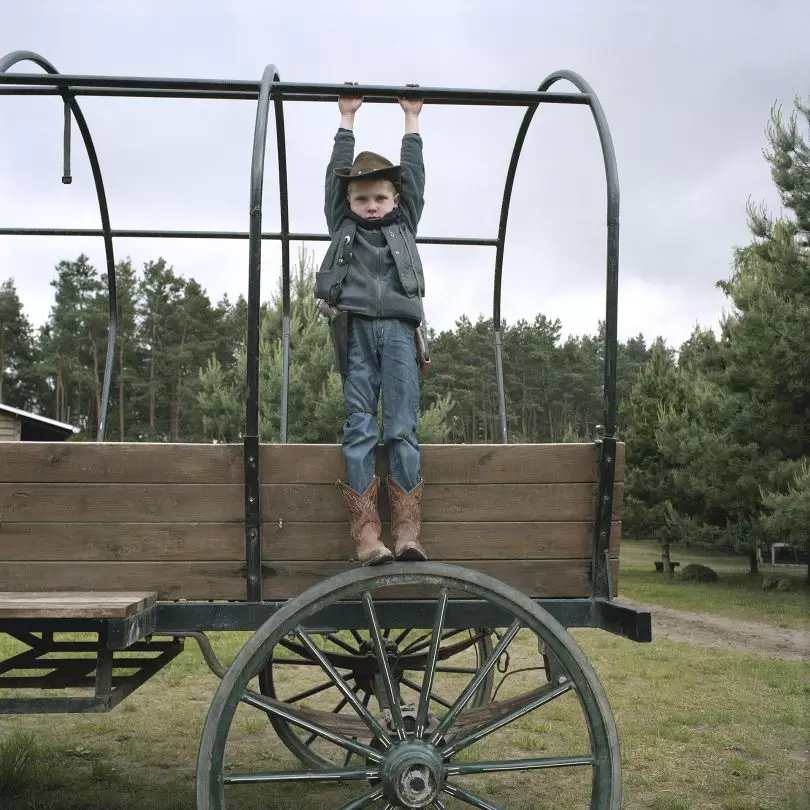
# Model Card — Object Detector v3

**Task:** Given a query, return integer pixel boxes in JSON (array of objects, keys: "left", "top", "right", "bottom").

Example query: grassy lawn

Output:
[{"left": 618, "top": 539, "right": 809, "bottom": 630}]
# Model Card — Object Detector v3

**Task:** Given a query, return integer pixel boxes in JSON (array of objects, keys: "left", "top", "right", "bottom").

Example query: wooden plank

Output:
[
  {"left": 0, "top": 521, "right": 621, "bottom": 562},
  {"left": 0, "top": 561, "right": 619, "bottom": 600},
  {"left": 1, "top": 442, "right": 625, "bottom": 485},
  {"left": 0, "top": 591, "right": 156, "bottom": 619},
  {"left": 0, "top": 483, "right": 622, "bottom": 523},
  {"left": 0, "top": 442, "right": 243, "bottom": 484},
  {"left": 0, "top": 483, "right": 244, "bottom": 523},
  {"left": 261, "top": 483, "right": 623, "bottom": 523},
  {"left": 0, "top": 415, "right": 21, "bottom": 442},
  {"left": 259, "top": 443, "right": 626, "bottom": 484}
]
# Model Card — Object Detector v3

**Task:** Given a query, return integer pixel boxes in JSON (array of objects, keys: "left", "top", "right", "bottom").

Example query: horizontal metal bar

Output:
[
  {"left": 0, "top": 227, "right": 498, "bottom": 247},
  {"left": 0, "top": 86, "right": 258, "bottom": 100},
  {"left": 0, "top": 73, "right": 591, "bottom": 107},
  {"left": 154, "top": 598, "right": 599, "bottom": 633},
  {"left": 1, "top": 599, "right": 651, "bottom": 642}
]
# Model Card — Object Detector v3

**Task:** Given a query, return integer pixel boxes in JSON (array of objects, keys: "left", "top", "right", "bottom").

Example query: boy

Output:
[{"left": 315, "top": 81, "right": 429, "bottom": 566}]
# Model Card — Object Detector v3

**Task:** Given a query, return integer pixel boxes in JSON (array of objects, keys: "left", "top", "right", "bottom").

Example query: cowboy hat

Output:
[{"left": 333, "top": 151, "right": 401, "bottom": 186}]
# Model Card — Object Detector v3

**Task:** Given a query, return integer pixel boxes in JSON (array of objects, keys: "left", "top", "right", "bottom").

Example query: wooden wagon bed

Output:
[{"left": 0, "top": 441, "right": 623, "bottom": 601}]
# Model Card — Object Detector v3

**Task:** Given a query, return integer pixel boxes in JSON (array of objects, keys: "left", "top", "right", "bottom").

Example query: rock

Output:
[
  {"left": 681, "top": 563, "right": 718, "bottom": 583},
  {"left": 777, "top": 578, "right": 792, "bottom": 592}
]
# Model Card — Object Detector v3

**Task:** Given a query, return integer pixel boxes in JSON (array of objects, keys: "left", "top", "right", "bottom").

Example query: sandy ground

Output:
[{"left": 617, "top": 598, "right": 809, "bottom": 660}]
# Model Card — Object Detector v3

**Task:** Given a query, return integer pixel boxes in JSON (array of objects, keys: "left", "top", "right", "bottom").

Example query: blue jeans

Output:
[{"left": 342, "top": 316, "right": 421, "bottom": 494}]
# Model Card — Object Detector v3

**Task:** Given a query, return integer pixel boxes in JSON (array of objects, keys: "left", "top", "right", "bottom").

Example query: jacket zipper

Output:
[
  {"left": 376, "top": 239, "right": 383, "bottom": 316},
  {"left": 336, "top": 233, "right": 350, "bottom": 265}
]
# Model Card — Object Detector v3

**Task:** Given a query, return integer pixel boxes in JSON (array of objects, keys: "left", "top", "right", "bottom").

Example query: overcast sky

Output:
[{"left": 1, "top": 1, "right": 808, "bottom": 351}]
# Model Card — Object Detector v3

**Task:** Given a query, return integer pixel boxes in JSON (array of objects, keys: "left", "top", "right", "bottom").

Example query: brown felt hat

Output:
[{"left": 334, "top": 151, "right": 401, "bottom": 186}]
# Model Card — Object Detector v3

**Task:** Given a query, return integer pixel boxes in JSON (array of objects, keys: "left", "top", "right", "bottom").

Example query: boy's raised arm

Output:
[
  {"left": 324, "top": 83, "right": 363, "bottom": 235},
  {"left": 398, "top": 84, "right": 425, "bottom": 230}
]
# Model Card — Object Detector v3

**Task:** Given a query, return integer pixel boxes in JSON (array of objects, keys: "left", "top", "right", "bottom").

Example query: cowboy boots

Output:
[
  {"left": 336, "top": 476, "right": 394, "bottom": 566},
  {"left": 386, "top": 475, "right": 428, "bottom": 561}
]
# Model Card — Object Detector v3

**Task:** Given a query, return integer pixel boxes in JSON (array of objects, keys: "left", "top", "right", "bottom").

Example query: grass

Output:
[
  {"left": 618, "top": 539, "right": 809, "bottom": 629},
  {"left": 0, "top": 729, "right": 38, "bottom": 798},
  {"left": 0, "top": 619, "right": 807, "bottom": 810}
]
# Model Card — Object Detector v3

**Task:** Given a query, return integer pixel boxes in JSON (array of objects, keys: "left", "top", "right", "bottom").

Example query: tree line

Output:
[{"left": 1, "top": 98, "right": 807, "bottom": 571}]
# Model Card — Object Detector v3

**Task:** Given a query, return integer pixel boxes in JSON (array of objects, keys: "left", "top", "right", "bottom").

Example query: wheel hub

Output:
[{"left": 380, "top": 740, "right": 444, "bottom": 808}]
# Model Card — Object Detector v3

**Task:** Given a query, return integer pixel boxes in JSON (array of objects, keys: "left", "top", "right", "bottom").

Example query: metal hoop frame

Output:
[{"left": 0, "top": 56, "right": 621, "bottom": 603}]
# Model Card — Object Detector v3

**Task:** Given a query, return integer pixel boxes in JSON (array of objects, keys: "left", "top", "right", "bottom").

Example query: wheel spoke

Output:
[
  {"left": 429, "top": 619, "right": 521, "bottom": 744},
  {"left": 401, "top": 628, "right": 466, "bottom": 656},
  {"left": 285, "top": 674, "right": 354, "bottom": 704},
  {"left": 392, "top": 627, "right": 411, "bottom": 645},
  {"left": 296, "top": 628, "right": 393, "bottom": 748},
  {"left": 441, "top": 680, "right": 572, "bottom": 758},
  {"left": 433, "top": 666, "right": 479, "bottom": 675},
  {"left": 323, "top": 633, "right": 363, "bottom": 655},
  {"left": 401, "top": 675, "right": 453, "bottom": 710},
  {"left": 270, "top": 657, "right": 324, "bottom": 666},
  {"left": 350, "top": 629, "right": 365, "bottom": 646},
  {"left": 339, "top": 786, "right": 385, "bottom": 810},
  {"left": 432, "top": 799, "right": 448, "bottom": 810},
  {"left": 446, "top": 754, "right": 594, "bottom": 775},
  {"left": 224, "top": 765, "right": 378, "bottom": 784},
  {"left": 362, "top": 592, "right": 406, "bottom": 740},
  {"left": 241, "top": 689, "right": 383, "bottom": 763},
  {"left": 444, "top": 782, "right": 503, "bottom": 810},
  {"left": 416, "top": 589, "right": 448, "bottom": 737}
]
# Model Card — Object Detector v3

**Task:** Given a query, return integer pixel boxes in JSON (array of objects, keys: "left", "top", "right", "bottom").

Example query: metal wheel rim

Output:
[{"left": 196, "top": 562, "right": 621, "bottom": 809}]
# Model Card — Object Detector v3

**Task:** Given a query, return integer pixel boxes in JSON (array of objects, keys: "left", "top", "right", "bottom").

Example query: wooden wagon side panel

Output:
[{"left": 0, "top": 442, "right": 623, "bottom": 600}]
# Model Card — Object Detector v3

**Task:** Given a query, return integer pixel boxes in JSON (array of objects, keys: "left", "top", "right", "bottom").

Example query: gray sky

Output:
[{"left": 1, "top": 0, "right": 808, "bottom": 349}]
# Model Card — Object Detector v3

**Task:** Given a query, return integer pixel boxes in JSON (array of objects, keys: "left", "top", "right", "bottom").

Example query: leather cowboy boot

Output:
[
  {"left": 336, "top": 476, "right": 394, "bottom": 566},
  {"left": 386, "top": 475, "right": 428, "bottom": 561}
]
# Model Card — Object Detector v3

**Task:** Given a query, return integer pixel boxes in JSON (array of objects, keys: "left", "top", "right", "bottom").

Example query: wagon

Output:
[{"left": 0, "top": 51, "right": 651, "bottom": 809}]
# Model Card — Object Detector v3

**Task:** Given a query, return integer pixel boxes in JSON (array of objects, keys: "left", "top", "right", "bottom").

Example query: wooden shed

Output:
[{"left": 0, "top": 404, "right": 77, "bottom": 442}]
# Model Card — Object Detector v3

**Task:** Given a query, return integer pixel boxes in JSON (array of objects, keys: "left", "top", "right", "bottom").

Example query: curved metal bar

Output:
[
  {"left": 244, "top": 63, "right": 281, "bottom": 601},
  {"left": 0, "top": 50, "right": 117, "bottom": 441},
  {"left": 273, "top": 88, "right": 291, "bottom": 443},
  {"left": 493, "top": 70, "right": 620, "bottom": 600},
  {"left": 493, "top": 70, "right": 619, "bottom": 440}
]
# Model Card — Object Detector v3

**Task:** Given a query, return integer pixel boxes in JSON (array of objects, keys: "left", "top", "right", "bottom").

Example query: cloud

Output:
[{"left": 1, "top": 0, "right": 807, "bottom": 352}]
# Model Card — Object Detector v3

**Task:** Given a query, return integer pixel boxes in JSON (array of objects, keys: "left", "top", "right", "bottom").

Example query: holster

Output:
[
  {"left": 415, "top": 326, "right": 430, "bottom": 377},
  {"left": 329, "top": 310, "right": 349, "bottom": 376}
]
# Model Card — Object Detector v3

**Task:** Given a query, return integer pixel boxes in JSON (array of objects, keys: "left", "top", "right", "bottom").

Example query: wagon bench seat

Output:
[
  {"left": 0, "top": 591, "right": 156, "bottom": 620},
  {"left": 0, "top": 441, "right": 623, "bottom": 601}
]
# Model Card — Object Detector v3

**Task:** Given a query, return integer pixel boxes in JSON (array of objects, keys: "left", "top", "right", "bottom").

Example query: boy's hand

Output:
[
  {"left": 338, "top": 81, "right": 363, "bottom": 115},
  {"left": 398, "top": 83, "right": 423, "bottom": 116}
]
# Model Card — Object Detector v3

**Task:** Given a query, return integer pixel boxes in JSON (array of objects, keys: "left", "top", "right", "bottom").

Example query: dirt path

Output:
[{"left": 617, "top": 598, "right": 809, "bottom": 660}]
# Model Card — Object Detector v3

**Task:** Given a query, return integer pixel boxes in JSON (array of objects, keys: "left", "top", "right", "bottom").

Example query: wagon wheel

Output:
[
  {"left": 258, "top": 626, "right": 495, "bottom": 768},
  {"left": 197, "top": 563, "right": 621, "bottom": 810}
]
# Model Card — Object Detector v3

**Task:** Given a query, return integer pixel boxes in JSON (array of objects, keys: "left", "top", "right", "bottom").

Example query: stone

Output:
[{"left": 681, "top": 563, "right": 718, "bottom": 583}]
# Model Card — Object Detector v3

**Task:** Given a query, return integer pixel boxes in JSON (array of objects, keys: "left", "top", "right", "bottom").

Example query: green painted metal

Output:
[
  {"left": 195, "top": 562, "right": 622, "bottom": 809},
  {"left": 258, "top": 624, "right": 494, "bottom": 769}
]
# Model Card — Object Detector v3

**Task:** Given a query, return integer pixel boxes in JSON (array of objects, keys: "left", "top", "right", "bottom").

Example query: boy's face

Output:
[{"left": 347, "top": 179, "right": 399, "bottom": 220}]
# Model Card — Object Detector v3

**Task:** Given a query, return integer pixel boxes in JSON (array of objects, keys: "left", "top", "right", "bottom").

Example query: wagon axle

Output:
[{"left": 378, "top": 740, "right": 444, "bottom": 808}]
